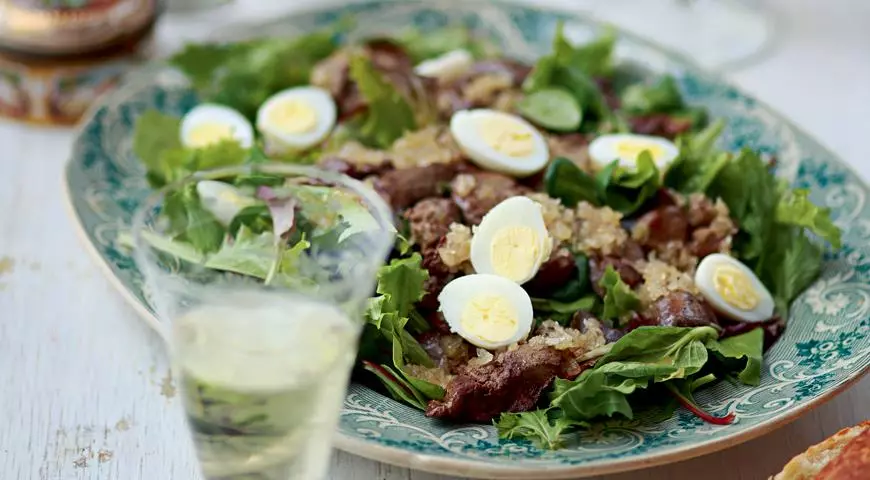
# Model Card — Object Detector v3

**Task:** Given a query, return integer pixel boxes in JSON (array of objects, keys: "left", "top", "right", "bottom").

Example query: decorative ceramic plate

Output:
[{"left": 64, "top": 1, "right": 869, "bottom": 478}]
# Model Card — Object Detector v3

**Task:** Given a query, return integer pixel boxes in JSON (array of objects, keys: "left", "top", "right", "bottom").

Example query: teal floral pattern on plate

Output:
[{"left": 64, "top": 1, "right": 869, "bottom": 477}]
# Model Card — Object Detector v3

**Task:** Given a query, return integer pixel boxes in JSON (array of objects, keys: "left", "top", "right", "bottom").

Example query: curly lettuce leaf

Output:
[
  {"left": 776, "top": 189, "right": 842, "bottom": 249},
  {"left": 348, "top": 54, "right": 417, "bottom": 148},
  {"left": 598, "top": 265, "right": 642, "bottom": 324},
  {"left": 705, "top": 147, "right": 840, "bottom": 315},
  {"left": 364, "top": 254, "right": 433, "bottom": 370},
  {"left": 495, "top": 409, "right": 587, "bottom": 450}
]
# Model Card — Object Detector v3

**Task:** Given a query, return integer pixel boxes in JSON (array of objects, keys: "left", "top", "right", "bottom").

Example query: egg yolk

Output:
[
  {"left": 615, "top": 140, "right": 665, "bottom": 162},
  {"left": 479, "top": 116, "right": 535, "bottom": 157},
  {"left": 713, "top": 264, "right": 760, "bottom": 311},
  {"left": 489, "top": 226, "right": 542, "bottom": 282},
  {"left": 460, "top": 295, "right": 518, "bottom": 343},
  {"left": 187, "top": 122, "right": 235, "bottom": 148},
  {"left": 265, "top": 99, "right": 318, "bottom": 135}
]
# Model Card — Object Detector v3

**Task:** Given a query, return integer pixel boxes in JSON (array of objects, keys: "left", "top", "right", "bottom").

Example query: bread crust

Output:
[{"left": 772, "top": 421, "right": 870, "bottom": 480}]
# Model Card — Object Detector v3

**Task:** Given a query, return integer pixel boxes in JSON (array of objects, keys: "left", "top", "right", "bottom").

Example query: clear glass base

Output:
[{"left": 568, "top": 0, "right": 774, "bottom": 71}]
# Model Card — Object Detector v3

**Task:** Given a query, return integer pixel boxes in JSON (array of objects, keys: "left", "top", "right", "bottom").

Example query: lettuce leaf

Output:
[
  {"left": 598, "top": 265, "right": 641, "bottom": 324},
  {"left": 776, "top": 189, "right": 842, "bottom": 249},
  {"left": 364, "top": 254, "right": 433, "bottom": 368},
  {"left": 170, "top": 30, "right": 340, "bottom": 119},
  {"left": 397, "top": 26, "right": 499, "bottom": 63},
  {"left": 596, "top": 151, "right": 662, "bottom": 214},
  {"left": 550, "top": 23, "right": 616, "bottom": 78},
  {"left": 133, "top": 109, "right": 250, "bottom": 187},
  {"left": 162, "top": 184, "right": 226, "bottom": 254},
  {"left": 705, "top": 148, "right": 840, "bottom": 315},
  {"left": 348, "top": 55, "right": 417, "bottom": 148},
  {"left": 707, "top": 328, "right": 763, "bottom": 386},
  {"left": 544, "top": 157, "right": 601, "bottom": 207},
  {"left": 663, "top": 120, "right": 728, "bottom": 194},
  {"left": 495, "top": 409, "right": 587, "bottom": 450},
  {"left": 620, "top": 75, "right": 685, "bottom": 114}
]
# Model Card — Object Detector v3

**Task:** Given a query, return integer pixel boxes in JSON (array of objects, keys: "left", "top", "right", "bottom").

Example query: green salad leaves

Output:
[
  {"left": 360, "top": 254, "right": 447, "bottom": 407},
  {"left": 664, "top": 124, "right": 842, "bottom": 315},
  {"left": 169, "top": 30, "right": 340, "bottom": 119},
  {"left": 544, "top": 154, "right": 660, "bottom": 215},
  {"left": 523, "top": 23, "right": 615, "bottom": 130},
  {"left": 598, "top": 266, "right": 641, "bottom": 324},
  {"left": 347, "top": 54, "right": 417, "bottom": 148},
  {"left": 495, "top": 326, "right": 763, "bottom": 448}
]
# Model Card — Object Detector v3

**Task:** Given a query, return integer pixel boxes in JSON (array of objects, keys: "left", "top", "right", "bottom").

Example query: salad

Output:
[{"left": 133, "top": 22, "right": 842, "bottom": 450}]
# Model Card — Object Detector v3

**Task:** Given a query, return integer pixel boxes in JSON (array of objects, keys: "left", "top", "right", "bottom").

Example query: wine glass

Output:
[{"left": 132, "top": 163, "right": 394, "bottom": 480}]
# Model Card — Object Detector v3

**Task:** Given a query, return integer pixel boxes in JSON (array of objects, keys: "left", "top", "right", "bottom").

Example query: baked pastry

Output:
[{"left": 772, "top": 420, "right": 870, "bottom": 479}]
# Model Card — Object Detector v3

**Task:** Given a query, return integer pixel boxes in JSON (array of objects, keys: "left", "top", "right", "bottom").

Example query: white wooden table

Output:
[{"left": 1, "top": 1, "right": 868, "bottom": 479}]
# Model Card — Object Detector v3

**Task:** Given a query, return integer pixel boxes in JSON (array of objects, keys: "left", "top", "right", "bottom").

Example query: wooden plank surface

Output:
[{"left": 0, "top": 1, "right": 867, "bottom": 479}]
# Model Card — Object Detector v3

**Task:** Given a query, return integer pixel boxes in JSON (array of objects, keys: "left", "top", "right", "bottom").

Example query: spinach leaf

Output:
[
  {"left": 597, "top": 151, "right": 661, "bottom": 214},
  {"left": 551, "top": 326, "right": 719, "bottom": 420},
  {"left": 392, "top": 336, "right": 445, "bottom": 401},
  {"left": 549, "top": 251, "right": 591, "bottom": 302},
  {"left": 598, "top": 265, "right": 642, "bottom": 324},
  {"left": 531, "top": 295, "right": 596, "bottom": 314},
  {"left": 348, "top": 54, "right": 417, "bottom": 148},
  {"left": 544, "top": 157, "right": 600, "bottom": 208},
  {"left": 664, "top": 120, "right": 728, "bottom": 194},
  {"left": 706, "top": 328, "right": 763, "bottom": 386},
  {"left": 495, "top": 408, "right": 587, "bottom": 450},
  {"left": 362, "top": 361, "right": 428, "bottom": 410},
  {"left": 620, "top": 75, "right": 684, "bottom": 114}
]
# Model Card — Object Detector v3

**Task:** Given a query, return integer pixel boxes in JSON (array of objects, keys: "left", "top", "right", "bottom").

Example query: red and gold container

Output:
[{"left": 0, "top": 0, "right": 161, "bottom": 125}]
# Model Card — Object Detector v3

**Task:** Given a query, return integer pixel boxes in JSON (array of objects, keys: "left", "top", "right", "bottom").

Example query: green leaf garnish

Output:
[
  {"left": 347, "top": 54, "right": 417, "bottom": 148},
  {"left": 495, "top": 408, "right": 587, "bottom": 450}
]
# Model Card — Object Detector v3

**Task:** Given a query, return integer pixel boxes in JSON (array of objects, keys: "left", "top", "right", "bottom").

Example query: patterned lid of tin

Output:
[{"left": 0, "top": 0, "right": 161, "bottom": 56}]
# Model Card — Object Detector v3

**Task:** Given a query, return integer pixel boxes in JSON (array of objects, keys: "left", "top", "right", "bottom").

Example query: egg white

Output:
[
  {"left": 695, "top": 253, "right": 775, "bottom": 323},
  {"left": 180, "top": 104, "right": 254, "bottom": 149},
  {"left": 588, "top": 133, "right": 679, "bottom": 171},
  {"left": 414, "top": 49, "right": 473, "bottom": 82},
  {"left": 470, "top": 196, "right": 552, "bottom": 284},
  {"left": 450, "top": 109, "right": 549, "bottom": 177},
  {"left": 196, "top": 180, "right": 256, "bottom": 226},
  {"left": 438, "top": 273, "right": 534, "bottom": 350},
  {"left": 256, "top": 86, "right": 337, "bottom": 154}
]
